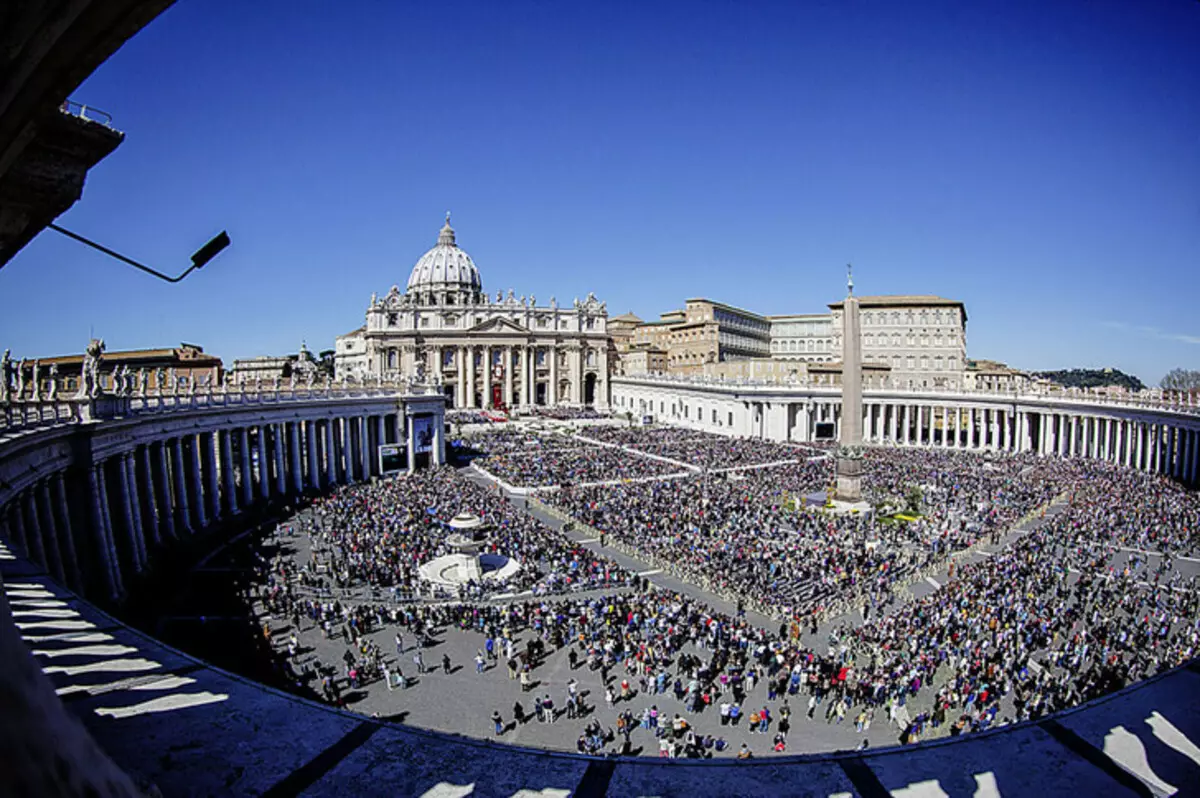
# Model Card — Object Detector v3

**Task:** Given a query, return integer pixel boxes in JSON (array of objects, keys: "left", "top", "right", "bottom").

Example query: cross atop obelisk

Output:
[{"left": 835, "top": 263, "right": 864, "bottom": 503}]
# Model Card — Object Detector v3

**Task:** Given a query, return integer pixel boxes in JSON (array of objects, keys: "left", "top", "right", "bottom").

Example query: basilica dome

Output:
[{"left": 406, "top": 215, "right": 483, "bottom": 296}]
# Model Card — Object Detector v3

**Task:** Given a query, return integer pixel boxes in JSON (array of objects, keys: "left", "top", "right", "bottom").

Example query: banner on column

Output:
[
  {"left": 412, "top": 415, "right": 435, "bottom": 453},
  {"left": 378, "top": 445, "right": 406, "bottom": 475}
]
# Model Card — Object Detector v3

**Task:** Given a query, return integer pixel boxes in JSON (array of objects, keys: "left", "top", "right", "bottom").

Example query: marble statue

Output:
[
  {"left": 167, "top": 367, "right": 177, "bottom": 395},
  {"left": 0, "top": 349, "right": 10, "bottom": 402},
  {"left": 188, "top": 375, "right": 197, "bottom": 396},
  {"left": 156, "top": 367, "right": 167, "bottom": 394},
  {"left": 137, "top": 368, "right": 149, "bottom": 396},
  {"left": 529, "top": 294, "right": 536, "bottom": 307},
  {"left": 306, "top": 370, "right": 316, "bottom": 388},
  {"left": 370, "top": 292, "right": 378, "bottom": 307},
  {"left": 272, "top": 375, "right": 282, "bottom": 391},
  {"left": 47, "top": 364, "right": 58, "bottom": 399},
  {"left": 30, "top": 360, "right": 40, "bottom": 401},
  {"left": 496, "top": 290, "right": 503, "bottom": 303},
  {"left": 16, "top": 359, "right": 27, "bottom": 399},
  {"left": 79, "top": 339, "right": 105, "bottom": 399}
]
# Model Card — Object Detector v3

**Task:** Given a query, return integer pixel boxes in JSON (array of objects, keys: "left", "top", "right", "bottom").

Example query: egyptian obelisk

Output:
[{"left": 835, "top": 264, "right": 864, "bottom": 502}]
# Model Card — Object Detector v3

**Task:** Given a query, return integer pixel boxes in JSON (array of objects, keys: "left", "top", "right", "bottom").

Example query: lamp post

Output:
[{"left": 48, "top": 224, "right": 229, "bottom": 282}]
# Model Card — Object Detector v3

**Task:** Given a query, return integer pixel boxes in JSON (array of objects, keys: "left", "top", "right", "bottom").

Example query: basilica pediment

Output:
[{"left": 467, "top": 316, "right": 530, "bottom": 335}]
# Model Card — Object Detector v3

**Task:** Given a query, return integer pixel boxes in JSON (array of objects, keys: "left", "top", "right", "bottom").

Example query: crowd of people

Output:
[
  {"left": 275, "top": 468, "right": 633, "bottom": 602},
  {"left": 241, "top": 423, "right": 1200, "bottom": 759},
  {"left": 550, "top": 448, "right": 1079, "bottom": 619}
]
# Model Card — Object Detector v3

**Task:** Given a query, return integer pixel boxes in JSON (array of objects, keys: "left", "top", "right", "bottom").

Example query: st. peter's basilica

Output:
[{"left": 335, "top": 215, "right": 611, "bottom": 410}]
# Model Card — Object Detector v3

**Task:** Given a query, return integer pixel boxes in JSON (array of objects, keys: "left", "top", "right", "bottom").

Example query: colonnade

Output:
[
  {"left": 797, "top": 400, "right": 1200, "bottom": 483},
  {"left": 0, "top": 409, "right": 441, "bottom": 602},
  {"left": 418, "top": 341, "right": 595, "bottom": 410}
]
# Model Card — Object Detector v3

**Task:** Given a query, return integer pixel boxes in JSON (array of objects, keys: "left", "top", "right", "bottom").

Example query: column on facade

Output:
[
  {"left": 483, "top": 345, "right": 493, "bottom": 409},
  {"left": 154, "top": 442, "right": 176, "bottom": 542},
  {"left": 572, "top": 346, "right": 583, "bottom": 404},
  {"left": 306, "top": 419, "right": 321, "bottom": 490},
  {"left": 290, "top": 422, "right": 304, "bottom": 493},
  {"left": 273, "top": 423, "right": 287, "bottom": 494},
  {"left": 359, "top": 416, "right": 371, "bottom": 479},
  {"left": 33, "top": 482, "right": 65, "bottom": 585},
  {"left": 126, "top": 452, "right": 150, "bottom": 568},
  {"left": 549, "top": 345, "right": 559, "bottom": 406},
  {"left": 466, "top": 347, "right": 476, "bottom": 409},
  {"left": 1119, "top": 421, "right": 1130, "bottom": 468},
  {"left": 1189, "top": 429, "right": 1199, "bottom": 485},
  {"left": 171, "top": 438, "right": 193, "bottom": 533},
  {"left": 139, "top": 445, "right": 162, "bottom": 547},
  {"left": 20, "top": 491, "right": 47, "bottom": 571},
  {"left": 406, "top": 411, "right": 416, "bottom": 474},
  {"left": 501, "top": 346, "right": 512, "bottom": 408},
  {"left": 434, "top": 344, "right": 444, "bottom": 393},
  {"left": 256, "top": 425, "right": 270, "bottom": 500},
  {"left": 189, "top": 436, "right": 207, "bottom": 529},
  {"left": 114, "top": 453, "right": 144, "bottom": 574},
  {"left": 455, "top": 347, "right": 466, "bottom": 408},
  {"left": 521, "top": 346, "right": 531, "bottom": 409},
  {"left": 87, "top": 463, "right": 122, "bottom": 598},
  {"left": 235, "top": 428, "right": 250, "bottom": 507},
  {"left": 338, "top": 418, "right": 353, "bottom": 483},
  {"left": 204, "top": 432, "right": 221, "bottom": 520},
  {"left": 220, "top": 430, "right": 239, "bottom": 515},
  {"left": 51, "top": 474, "right": 83, "bottom": 591},
  {"left": 324, "top": 419, "right": 337, "bottom": 484}
]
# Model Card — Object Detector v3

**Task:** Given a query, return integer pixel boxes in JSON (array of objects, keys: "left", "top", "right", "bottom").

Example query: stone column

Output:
[
  {"left": 115, "top": 454, "right": 143, "bottom": 573},
  {"left": 238, "top": 428, "right": 253, "bottom": 507},
  {"left": 172, "top": 438, "right": 193, "bottom": 534},
  {"left": 1189, "top": 430, "right": 1199, "bottom": 485},
  {"left": 483, "top": 346, "right": 493, "bottom": 408},
  {"left": 434, "top": 344, "right": 444, "bottom": 393},
  {"left": 455, "top": 347, "right": 465, "bottom": 408},
  {"left": 274, "top": 423, "right": 288, "bottom": 494},
  {"left": 466, "top": 347, "right": 476, "bottom": 408},
  {"left": 307, "top": 420, "right": 321, "bottom": 489},
  {"left": 140, "top": 445, "right": 162, "bottom": 546},
  {"left": 20, "top": 491, "right": 47, "bottom": 570},
  {"left": 256, "top": 425, "right": 270, "bottom": 500},
  {"left": 154, "top": 442, "right": 176, "bottom": 542},
  {"left": 406, "top": 412, "right": 416, "bottom": 474},
  {"left": 502, "top": 347, "right": 513, "bottom": 408},
  {"left": 324, "top": 419, "right": 337, "bottom": 484},
  {"left": 124, "top": 452, "right": 148, "bottom": 570},
  {"left": 360, "top": 416, "right": 371, "bottom": 479},
  {"left": 521, "top": 346, "right": 530, "bottom": 409},
  {"left": 87, "top": 463, "right": 122, "bottom": 599},
  {"left": 339, "top": 418, "right": 353, "bottom": 483},
  {"left": 1136, "top": 423, "right": 1146, "bottom": 471},
  {"left": 50, "top": 474, "right": 82, "bottom": 590},
  {"left": 290, "top": 422, "right": 304, "bottom": 493},
  {"left": 190, "top": 435, "right": 208, "bottom": 529},
  {"left": 221, "top": 430, "right": 239, "bottom": 515},
  {"left": 205, "top": 432, "right": 221, "bottom": 520},
  {"left": 433, "top": 414, "right": 445, "bottom": 466},
  {"left": 549, "top": 346, "right": 559, "bottom": 406},
  {"left": 34, "top": 482, "right": 65, "bottom": 585}
]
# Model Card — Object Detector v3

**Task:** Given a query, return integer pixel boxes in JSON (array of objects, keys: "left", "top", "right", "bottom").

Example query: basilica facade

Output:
[{"left": 335, "top": 216, "right": 611, "bottom": 410}]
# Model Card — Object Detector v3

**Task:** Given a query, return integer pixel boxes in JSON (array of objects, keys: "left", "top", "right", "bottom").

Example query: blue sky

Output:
[{"left": 3, "top": 0, "right": 1198, "bottom": 384}]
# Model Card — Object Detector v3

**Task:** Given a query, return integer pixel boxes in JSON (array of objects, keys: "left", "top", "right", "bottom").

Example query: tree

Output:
[
  {"left": 317, "top": 349, "right": 336, "bottom": 378},
  {"left": 1161, "top": 368, "right": 1200, "bottom": 392}
]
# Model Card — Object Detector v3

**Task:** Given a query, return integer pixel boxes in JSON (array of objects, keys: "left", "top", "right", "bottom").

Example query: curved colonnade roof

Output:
[{"left": 3, "top": 544, "right": 1199, "bottom": 798}]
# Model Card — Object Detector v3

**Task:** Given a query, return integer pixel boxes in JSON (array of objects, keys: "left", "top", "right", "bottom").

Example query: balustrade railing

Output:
[
  {"left": 618, "top": 373, "right": 1200, "bottom": 416},
  {"left": 0, "top": 378, "right": 444, "bottom": 434}
]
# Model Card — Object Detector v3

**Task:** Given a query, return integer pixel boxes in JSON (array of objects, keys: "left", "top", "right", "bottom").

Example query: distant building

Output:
[
  {"left": 231, "top": 342, "right": 321, "bottom": 386},
  {"left": 963, "top": 358, "right": 1030, "bottom": 392},
  {"left": 621, "top": 345, "right": 668, "bottom": 375},
  {"left": 768, "top": 313, "right": 835, "bottom": 363},
  {"left": 14, "top": 342, "right": 221, "bottom": 396},
  {"left": 829, "top": 295, "right": 967, "bottom": 389},
  {"left": 629, "top": 298, "right": 771, "bottom": 375}
]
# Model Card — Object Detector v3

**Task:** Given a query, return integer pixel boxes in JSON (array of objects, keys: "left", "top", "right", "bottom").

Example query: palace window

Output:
[{"left": 387, "top": 313, "right": 397, "bottom": 327}]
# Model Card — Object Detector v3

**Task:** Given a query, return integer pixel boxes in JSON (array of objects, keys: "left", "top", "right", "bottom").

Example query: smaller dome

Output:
[{"left": 406, "top": 213, "right": 483, "bottom": 295}]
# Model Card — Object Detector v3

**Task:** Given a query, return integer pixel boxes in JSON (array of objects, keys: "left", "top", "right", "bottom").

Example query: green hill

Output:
[{"left": 1033, "top": 368, "right": 1144, "bottom": 392}]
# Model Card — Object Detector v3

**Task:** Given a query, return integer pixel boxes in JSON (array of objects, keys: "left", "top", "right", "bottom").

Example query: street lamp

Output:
[{"left": 47, "top": 223, "right": 230, "bottom": 283}]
